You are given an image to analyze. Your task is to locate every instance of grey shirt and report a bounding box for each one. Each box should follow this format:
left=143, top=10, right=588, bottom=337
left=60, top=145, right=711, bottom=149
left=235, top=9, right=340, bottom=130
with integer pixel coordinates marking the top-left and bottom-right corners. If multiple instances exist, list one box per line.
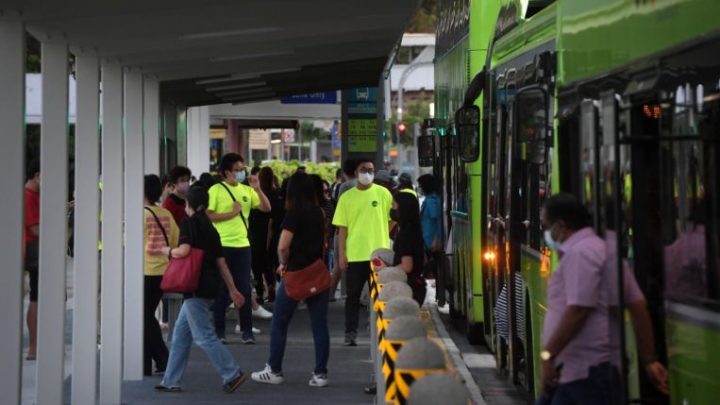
left=337, top=178, right=357, bottom=198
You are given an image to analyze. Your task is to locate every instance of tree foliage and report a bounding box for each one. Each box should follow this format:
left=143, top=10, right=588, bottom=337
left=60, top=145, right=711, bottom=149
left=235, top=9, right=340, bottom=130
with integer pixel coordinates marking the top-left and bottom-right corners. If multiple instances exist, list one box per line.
left=299, top=121, right=331, bottom=142
left=406, top=0, right=437, bottom=33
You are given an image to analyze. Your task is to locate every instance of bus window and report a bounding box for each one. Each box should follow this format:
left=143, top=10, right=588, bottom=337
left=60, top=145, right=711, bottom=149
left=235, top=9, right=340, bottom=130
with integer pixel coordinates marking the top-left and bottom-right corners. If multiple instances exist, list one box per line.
left=662, top=83, right=720, bottom=304
left=580, top=100, right=599, bottom=229
left=516, top=88, right=548, bottom=249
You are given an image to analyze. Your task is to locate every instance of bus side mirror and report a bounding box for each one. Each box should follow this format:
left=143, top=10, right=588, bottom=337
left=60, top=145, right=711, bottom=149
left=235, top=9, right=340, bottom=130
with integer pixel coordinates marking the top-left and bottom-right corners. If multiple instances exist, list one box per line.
left=456, top=105, right=480, bottom=162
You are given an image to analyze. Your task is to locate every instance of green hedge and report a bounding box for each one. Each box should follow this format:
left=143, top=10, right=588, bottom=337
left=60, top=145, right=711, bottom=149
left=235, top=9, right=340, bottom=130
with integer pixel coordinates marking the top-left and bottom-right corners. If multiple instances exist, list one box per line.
left=257, top=160, right=339, bottom=184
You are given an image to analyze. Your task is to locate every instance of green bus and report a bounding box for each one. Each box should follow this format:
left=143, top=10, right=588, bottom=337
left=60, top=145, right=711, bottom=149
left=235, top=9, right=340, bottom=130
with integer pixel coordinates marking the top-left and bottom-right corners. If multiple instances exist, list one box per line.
left=427, top=0, right=720, bottom=403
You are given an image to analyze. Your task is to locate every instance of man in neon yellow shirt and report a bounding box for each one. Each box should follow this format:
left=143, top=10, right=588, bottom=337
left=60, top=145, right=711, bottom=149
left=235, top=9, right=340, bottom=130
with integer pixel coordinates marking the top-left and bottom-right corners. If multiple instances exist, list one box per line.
left=208, top=153, right=271, bottom=344
left=332, top=158, right=392, bottom=346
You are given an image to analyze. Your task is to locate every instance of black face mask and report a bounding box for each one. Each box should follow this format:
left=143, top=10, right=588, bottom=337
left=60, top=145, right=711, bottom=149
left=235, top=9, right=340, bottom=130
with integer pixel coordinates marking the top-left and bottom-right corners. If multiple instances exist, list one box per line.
left=390, top=208, right=399, bottom=222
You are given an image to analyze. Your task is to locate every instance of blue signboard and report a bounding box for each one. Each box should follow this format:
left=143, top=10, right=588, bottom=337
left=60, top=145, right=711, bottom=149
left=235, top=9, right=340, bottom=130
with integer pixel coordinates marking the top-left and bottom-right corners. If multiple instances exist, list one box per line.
left=281, top=91, right=338, bottom=104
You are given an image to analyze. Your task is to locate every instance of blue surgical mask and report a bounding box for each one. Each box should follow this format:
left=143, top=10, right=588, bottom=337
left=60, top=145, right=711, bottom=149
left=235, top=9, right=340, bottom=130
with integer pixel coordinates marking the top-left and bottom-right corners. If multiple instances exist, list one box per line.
left=544, top=230, right=557, bottom=251
left=235, top=170, right=247, bottom=184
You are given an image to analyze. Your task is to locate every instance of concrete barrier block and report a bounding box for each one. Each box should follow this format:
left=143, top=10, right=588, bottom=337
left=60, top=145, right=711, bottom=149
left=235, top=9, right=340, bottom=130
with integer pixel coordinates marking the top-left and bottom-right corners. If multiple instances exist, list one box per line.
left=379, top=281, right=413, bottom=302
left=383, top=297, right=420, bottom=321
left=395, top=337, right=446, bottom=370
left=408, top=374, right=469, bottom=405
left=385, top=316, right=426, bottom=341
left=371, top=248, right=396, bottom=269
left=377, top=267, right=408, bottom=284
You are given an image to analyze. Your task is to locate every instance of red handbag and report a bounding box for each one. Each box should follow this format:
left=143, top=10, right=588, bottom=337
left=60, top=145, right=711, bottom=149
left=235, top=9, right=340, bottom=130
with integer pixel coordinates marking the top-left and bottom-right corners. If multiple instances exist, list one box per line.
left=161, top=248, right=205, bottom=293
left=145, top=207, right=205, bottom=293
left=283, top=259, right=332, bottom=301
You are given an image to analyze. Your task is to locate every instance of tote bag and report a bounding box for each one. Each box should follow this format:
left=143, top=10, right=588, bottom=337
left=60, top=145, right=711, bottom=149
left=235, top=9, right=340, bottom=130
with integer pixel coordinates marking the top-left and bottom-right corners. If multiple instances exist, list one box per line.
left=145, top=207, right=205, bottom=293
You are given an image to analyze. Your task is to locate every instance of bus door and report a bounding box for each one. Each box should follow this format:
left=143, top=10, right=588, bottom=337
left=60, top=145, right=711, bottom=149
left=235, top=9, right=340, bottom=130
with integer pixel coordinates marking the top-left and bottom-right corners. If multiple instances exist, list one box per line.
left=511, top=85, right=550, bottom=393
left=488, top=72, right=511, bottom=370
left=573, top=93, right=635, bottom=404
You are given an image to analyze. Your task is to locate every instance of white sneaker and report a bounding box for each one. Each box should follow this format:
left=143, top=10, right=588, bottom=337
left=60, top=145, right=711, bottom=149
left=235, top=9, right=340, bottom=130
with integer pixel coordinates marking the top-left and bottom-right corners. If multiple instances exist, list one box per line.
left=308, top=373, right=328, bottom=387
left=251, top=364, right=284, bottom=385
left=235, top=324, right=261, bottom=335
left=253, top=305, right=273, bottom=320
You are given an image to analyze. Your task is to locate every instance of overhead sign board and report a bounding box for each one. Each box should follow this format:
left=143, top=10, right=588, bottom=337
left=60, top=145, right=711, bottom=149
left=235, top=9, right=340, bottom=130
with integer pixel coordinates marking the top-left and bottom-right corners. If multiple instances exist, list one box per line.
left=281, top=91, right=338, bottom=104
left=346, top=87, right=378, bottom=153
left=248, top=129, right=270, bottom=150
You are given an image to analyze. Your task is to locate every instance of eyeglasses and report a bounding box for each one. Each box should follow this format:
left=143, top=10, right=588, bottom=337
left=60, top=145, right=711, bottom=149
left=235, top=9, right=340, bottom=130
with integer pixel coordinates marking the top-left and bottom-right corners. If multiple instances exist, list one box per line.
left=358, top=167, right=375, bottom=175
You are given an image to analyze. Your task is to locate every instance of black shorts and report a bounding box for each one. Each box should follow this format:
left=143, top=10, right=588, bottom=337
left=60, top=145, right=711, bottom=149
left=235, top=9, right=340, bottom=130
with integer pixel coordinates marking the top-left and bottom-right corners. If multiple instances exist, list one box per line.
left=25, top=240, right=39, bottom=302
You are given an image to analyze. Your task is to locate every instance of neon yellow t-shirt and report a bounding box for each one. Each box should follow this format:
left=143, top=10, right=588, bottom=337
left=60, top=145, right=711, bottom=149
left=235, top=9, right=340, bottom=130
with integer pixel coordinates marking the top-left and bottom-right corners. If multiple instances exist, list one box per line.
left=332, top=183, right=392, bottom=262
left=208, top=181, right=260, bottom=247
left=144, top=206, right=179, bottom=276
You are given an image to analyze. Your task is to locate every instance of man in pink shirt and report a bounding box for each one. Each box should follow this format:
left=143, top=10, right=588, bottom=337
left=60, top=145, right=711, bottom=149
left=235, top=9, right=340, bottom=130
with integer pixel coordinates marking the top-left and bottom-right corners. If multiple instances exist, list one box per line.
left=539, top=193, right=617, bottom=404
left=538, top=194, right=668, bottom=404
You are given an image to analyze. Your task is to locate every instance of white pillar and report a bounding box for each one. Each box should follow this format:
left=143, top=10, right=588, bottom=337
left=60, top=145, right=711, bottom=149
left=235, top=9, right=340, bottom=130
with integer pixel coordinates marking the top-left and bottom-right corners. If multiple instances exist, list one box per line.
left=100, top=62, right=124, bottom=405
left=0, top=18, right=25, bottom=405
left=71, top=53, right=100, bottom=405
left=187, top=106, right=210, bottom=176
left=123, top=69, right=144, bottom=381
left=36, top=36, right=69, bottom=405
left=310, top=139, right=318, bottom=163
left=143, top=77, right=160, bottom=175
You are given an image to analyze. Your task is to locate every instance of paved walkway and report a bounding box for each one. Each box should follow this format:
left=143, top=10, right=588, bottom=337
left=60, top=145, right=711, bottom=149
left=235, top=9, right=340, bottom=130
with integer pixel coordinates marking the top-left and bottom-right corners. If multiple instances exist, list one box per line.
left=122, top=299, right=374, bottom=405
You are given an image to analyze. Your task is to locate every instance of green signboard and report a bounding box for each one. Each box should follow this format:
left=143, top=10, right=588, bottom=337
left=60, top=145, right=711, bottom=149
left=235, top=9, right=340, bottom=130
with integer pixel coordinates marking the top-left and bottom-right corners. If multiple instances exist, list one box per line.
left=346, top=87, right=378, bottom=153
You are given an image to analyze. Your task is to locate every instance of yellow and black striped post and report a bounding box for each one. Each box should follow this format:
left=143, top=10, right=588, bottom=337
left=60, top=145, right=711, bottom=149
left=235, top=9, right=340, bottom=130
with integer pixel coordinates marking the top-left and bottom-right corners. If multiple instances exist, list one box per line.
left=382, top=315, right=425, bottom=404
left=393, top=337, right=448, bottom=405
left=375, top=292, right=417, bottom=404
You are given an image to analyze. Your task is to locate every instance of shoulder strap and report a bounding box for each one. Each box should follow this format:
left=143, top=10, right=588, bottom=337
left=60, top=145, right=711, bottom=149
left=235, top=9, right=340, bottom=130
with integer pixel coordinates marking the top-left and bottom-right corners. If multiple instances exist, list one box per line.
left=144, top=207, right=170, bottom=246
left=217, top=182, right=249, bottom=232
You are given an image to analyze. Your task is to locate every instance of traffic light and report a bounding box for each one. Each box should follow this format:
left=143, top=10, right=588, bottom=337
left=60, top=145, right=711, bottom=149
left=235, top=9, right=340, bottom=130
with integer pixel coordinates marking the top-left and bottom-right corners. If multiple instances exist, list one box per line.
left=397, top=121, right=407, bottom=138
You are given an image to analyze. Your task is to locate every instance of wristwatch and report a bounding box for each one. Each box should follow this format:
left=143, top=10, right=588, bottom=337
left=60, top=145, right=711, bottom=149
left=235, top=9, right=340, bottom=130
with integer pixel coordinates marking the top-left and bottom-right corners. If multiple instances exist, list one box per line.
left=540, top=349, right=553, bottom=362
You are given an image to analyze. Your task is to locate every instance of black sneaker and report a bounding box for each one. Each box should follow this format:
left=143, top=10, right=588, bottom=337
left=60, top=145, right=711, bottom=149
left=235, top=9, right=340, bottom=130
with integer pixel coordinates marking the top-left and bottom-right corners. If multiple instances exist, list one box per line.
left=154, top=384, right=182, bottom=393
left=241, top=335, right=256, bottom=345
left=223, top=372, right=248, bottom=393
left=344, top=332, right=357, bottom=346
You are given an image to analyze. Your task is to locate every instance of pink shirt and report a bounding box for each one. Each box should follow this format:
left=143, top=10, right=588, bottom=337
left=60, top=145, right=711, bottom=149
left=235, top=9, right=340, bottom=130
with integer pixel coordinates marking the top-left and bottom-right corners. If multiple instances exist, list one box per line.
left=664, top=225, right=706, bottom=301
left=543, top=227, right=609, bottom=383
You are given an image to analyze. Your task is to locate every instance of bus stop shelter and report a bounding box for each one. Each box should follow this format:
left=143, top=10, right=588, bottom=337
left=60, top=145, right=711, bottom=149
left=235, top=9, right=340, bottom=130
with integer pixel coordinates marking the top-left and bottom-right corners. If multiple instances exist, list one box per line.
left=0, top=1, right=420, bottom=404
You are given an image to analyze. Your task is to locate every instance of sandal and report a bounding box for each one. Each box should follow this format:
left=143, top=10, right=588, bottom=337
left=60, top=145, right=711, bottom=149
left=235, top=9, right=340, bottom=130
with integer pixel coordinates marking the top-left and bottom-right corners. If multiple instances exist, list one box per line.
left=154, top=384, right=182, bottom=393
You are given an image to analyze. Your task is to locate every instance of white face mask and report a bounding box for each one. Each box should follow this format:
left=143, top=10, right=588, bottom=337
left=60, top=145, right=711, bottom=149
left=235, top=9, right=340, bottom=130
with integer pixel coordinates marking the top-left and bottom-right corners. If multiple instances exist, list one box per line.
left=544, top=230, right=557, bottom=251
left=358, top=172, right=374, bottom=186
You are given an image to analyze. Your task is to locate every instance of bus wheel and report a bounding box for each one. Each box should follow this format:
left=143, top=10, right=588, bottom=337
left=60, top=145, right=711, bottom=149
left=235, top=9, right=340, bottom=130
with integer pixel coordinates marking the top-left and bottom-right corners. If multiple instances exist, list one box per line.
left=466, top=321, right=485, bottom=345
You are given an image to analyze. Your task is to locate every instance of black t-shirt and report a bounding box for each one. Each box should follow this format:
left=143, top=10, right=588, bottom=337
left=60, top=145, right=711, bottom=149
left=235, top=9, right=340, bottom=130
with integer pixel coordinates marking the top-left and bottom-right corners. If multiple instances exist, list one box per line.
left=249, top=209, right=270, bottom=252
left=393, top=226, right=425, bottom=287
left=281, top=206, right=324, bottom=271
left=178, top=215, right=225, bottom=299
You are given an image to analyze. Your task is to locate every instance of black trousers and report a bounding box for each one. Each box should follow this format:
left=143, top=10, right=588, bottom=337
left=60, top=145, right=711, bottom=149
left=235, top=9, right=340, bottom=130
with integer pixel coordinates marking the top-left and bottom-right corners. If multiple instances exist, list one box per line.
left=144, top=275, right=168, bottom=375
left=345, top=261, right=371, bottom=334
left=251, top=243, right=275, bottom=301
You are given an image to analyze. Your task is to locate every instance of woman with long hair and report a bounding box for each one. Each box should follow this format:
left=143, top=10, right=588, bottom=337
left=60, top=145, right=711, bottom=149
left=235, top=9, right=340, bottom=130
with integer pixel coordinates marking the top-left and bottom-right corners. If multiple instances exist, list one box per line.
left=155, top=186, right=248, bottom=393
left=251, top=171, right=330, bottom=387
left=391, top=191, right=427, bottom=305
left=249, top=166, right=278, bottom=303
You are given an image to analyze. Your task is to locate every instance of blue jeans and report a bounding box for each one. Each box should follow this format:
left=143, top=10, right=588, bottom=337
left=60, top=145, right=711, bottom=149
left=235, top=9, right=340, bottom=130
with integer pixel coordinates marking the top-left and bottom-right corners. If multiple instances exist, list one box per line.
left=161, top=298, right=242, bottom=387
left=268, top=281, right=330, bottom=375
left=213, top=247, right=253, bottom=339
left=535, top=362, right=622, bottom=405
